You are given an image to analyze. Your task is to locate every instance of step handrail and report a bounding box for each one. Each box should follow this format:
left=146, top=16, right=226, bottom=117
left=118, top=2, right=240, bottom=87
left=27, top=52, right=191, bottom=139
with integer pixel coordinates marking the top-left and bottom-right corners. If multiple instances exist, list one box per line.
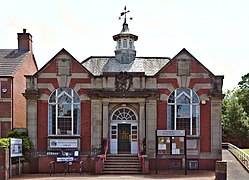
left=138, top=139, right=145, bottom=173
left=99, top=138, right=109, bottom=170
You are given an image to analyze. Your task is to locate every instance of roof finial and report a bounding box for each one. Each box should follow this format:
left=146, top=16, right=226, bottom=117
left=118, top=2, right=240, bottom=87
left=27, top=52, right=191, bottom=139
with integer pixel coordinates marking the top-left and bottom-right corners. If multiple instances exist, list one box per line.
left=119, top=6, right=133, bottom=25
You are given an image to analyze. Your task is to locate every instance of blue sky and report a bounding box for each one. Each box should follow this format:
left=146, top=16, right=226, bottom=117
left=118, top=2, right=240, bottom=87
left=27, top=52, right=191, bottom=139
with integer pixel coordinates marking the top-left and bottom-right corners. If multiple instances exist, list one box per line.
left=1, top=0, right=249, bottom=91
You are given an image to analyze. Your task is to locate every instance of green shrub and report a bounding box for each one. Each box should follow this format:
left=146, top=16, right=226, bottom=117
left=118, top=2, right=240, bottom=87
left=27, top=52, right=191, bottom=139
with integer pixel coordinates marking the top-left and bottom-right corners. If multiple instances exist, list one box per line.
left=0, top=138, right=9, bottom=147
left=8, top=129, right=34, bottom=161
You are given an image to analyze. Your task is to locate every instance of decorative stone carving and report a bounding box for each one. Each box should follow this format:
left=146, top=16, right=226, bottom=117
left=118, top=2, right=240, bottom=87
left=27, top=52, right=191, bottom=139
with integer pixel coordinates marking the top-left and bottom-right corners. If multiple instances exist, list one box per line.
left=177, top=58, right=191, bottom=76
left=115, top=72, right=132, bottom=92
left=57, top=58, right=71, bottom=76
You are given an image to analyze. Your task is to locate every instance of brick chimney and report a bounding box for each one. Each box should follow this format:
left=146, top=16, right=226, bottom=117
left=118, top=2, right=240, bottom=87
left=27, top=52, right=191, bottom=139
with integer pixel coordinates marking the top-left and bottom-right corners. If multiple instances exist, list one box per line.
left=17, top=29, right=33, bottom=52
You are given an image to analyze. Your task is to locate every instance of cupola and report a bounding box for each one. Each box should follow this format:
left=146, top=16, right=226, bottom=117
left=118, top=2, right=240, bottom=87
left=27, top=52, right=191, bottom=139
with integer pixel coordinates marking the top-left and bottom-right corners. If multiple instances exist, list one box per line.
left=113, top=6, right=138, bottom=64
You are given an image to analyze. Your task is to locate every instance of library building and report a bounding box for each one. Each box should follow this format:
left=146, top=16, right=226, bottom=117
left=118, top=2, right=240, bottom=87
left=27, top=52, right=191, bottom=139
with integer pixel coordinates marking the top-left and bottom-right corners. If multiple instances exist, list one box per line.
left=23, top=9, right=224, bottom=174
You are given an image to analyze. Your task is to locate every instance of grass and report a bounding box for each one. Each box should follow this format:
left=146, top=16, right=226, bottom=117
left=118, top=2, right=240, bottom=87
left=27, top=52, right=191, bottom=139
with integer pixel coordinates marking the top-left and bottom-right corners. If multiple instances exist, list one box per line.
left=242, top=149, right=249, bottom=155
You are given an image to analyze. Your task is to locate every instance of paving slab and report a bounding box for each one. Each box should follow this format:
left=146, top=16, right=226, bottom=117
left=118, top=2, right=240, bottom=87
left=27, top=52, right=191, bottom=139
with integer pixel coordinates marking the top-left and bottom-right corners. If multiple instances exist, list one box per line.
left=11, top=171, right=215, bottom=180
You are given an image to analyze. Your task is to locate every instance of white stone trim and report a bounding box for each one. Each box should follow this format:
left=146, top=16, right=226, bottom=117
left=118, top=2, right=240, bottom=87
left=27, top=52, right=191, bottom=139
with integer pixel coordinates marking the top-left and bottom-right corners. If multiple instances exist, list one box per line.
left=193, top=83, right=211, bottom=92
left=157, top=83, right=175, bottom=92
left=39, top=73, right=89, bottom=78
left=0, top=118, right=11, bottom=122
left=74, top=83, right=91, bottom=92
left=37, top=83, right=55, bottom=92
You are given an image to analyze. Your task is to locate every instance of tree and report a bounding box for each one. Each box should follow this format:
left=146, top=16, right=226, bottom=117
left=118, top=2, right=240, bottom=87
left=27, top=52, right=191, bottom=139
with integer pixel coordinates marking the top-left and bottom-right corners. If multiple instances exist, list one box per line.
left=237, top=73, right=249, bottom=115
left=222, top=90, right=249, bottom=140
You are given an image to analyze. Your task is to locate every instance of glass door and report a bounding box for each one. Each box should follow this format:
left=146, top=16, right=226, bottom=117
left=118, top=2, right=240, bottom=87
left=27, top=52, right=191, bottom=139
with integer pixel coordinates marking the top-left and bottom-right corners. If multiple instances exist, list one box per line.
left=118, top=124, right=131, bottom=153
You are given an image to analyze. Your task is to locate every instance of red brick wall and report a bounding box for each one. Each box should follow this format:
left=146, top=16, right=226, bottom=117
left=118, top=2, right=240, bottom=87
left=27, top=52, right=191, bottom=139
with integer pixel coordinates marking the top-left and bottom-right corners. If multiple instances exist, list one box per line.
left=0, top=147, right=9, bottom=179
left=41, top=60, right=57, bottom=73
left=37, top=100, right=48, bottom=151
left=37, top=78, right=59, bottom=90
left=149, top=158, right=216, bottom=170
left=199, top=159, right=217, bottom=170
left=0, top=122, right=11, bottom=138
left=157, top=100, right=167, bottom=130
left=1, top=78, right=12, bottom=98
left=13, top=53, right=37, bottom=128
left=0, top=78, right=12, bottom=137
left=81, top=100, right=91, bottom=152
left=37, top=156, right=91, bottom=173
left=0, top=102, right=11, bottom=118
left=159, top=60, right=177, bottom=73
left=200, top=101, right=211, bottom=152
left=71, top=60, right=89, bottom=73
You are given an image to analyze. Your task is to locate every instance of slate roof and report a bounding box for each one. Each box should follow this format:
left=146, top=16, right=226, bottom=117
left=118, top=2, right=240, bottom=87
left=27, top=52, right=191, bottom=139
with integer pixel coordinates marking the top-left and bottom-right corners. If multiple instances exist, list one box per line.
left=0, top=49, right=29, bottom=76
left=82, top=56, right=170, bottom=76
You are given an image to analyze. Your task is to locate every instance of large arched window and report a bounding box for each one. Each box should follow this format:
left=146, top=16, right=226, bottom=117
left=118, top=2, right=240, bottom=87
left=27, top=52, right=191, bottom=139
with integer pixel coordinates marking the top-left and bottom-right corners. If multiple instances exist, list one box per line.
left=167, top=88, right=200, bottom=135
left=48, top=88, right=80, bottom=136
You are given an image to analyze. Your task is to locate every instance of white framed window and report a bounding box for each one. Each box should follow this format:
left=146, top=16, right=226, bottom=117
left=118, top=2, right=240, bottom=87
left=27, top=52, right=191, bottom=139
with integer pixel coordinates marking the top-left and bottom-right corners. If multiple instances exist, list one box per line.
left=167, top=88, right=200, bottom=135
left=48, top=88, right=80, bottom=136
left=123, top=39, right=127, bottom=48
left=118, top=40, right=121, bottom=49
left=129, top=40, right=133, bottom=49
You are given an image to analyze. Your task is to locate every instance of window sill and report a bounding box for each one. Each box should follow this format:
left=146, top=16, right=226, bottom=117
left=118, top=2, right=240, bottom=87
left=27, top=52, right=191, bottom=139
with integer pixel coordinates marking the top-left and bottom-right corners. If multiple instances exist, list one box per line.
left=47, top=135, right=81, bottom=138
left=186, top=135, right=200, bottom=139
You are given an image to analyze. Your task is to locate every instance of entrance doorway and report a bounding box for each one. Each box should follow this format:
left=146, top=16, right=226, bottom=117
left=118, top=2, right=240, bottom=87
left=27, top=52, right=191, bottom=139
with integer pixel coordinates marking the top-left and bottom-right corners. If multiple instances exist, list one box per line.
left=110, top=107, right=138, bottom=154
left=118, top=124, right=131, bottom=153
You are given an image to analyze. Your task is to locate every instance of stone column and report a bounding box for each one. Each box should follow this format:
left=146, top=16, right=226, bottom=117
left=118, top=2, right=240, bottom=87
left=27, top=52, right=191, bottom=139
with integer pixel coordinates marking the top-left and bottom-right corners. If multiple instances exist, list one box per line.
left=91, top=100, right=102, bottom=150
left=211, top=99, right=222, bottom=157
left=146, top=100, right=157, bottom=157
left=102, top=102, right=109, bottom=139
left=27, top=99, right=38, bottom=151
left=139, top=102, right=145, bottom=151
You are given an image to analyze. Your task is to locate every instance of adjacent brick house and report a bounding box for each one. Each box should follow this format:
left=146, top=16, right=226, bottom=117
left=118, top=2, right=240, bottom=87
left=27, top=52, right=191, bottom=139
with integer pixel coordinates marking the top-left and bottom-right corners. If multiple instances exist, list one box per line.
left=24, top=15, right=223, bottom=173
left=0, top=29, right=38, bottom=137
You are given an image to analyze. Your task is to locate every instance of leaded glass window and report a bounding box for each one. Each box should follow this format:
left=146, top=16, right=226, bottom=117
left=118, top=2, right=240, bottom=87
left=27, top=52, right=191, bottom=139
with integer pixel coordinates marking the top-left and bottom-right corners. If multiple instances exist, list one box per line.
left=48, top=88, right=80, bottom=136
left=167, top=88, right=200, bottom=135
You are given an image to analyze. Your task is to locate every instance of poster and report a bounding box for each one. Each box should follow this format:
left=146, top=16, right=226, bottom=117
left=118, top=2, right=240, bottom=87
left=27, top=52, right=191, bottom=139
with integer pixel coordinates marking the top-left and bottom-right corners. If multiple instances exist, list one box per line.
left=158, top=144, right=166, bottom=150
left=10, top=138, right=22, bottom=157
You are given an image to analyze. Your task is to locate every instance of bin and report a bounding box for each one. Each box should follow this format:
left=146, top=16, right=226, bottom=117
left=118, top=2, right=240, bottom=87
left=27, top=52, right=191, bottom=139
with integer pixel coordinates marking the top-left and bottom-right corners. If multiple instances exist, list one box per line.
left=215, top=161, right=227, bottom=180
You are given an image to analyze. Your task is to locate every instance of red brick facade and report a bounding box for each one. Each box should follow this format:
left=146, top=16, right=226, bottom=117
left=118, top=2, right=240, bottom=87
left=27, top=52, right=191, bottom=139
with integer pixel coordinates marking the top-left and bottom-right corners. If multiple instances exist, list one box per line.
left=0, top=29, right=37, bottom=137
left=25, top=48, right=223, bottom=172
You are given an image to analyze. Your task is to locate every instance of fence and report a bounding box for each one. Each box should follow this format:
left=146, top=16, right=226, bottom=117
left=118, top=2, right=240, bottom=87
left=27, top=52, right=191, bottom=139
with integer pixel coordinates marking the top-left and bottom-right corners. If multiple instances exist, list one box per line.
left=223, top=142, right=249, bottom=172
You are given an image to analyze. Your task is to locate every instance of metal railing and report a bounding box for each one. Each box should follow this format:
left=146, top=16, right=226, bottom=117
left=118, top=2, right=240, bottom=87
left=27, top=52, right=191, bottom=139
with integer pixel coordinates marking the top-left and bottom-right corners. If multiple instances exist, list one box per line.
left=79, top=161, right=84, bottom=175
left=49, top=161, right=55, bottom=176
left=138, top=139, right=145, bottom=173
left=49, top=159, right=84, bottom=175
left=98, top=139, right=109, bottom=170
left=223, top=142, right=249, bottom=172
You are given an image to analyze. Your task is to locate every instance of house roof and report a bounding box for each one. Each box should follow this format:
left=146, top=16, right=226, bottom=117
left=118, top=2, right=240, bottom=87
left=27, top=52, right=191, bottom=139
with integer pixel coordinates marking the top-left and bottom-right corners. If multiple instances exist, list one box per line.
left=82, top=56, right=170, bottom=76
left=0, top=49, right=29, bottom=76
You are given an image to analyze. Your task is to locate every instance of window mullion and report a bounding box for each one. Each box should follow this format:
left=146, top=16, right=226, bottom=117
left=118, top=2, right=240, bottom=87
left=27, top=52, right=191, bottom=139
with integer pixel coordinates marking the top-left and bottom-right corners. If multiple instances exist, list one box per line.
left=190, top=91, right=193, bottom=135
left=55, top=90, right=58, bottom=135
left=174, top=90, right=177, bottom=130
left=71, top=90, right=74, bottom=135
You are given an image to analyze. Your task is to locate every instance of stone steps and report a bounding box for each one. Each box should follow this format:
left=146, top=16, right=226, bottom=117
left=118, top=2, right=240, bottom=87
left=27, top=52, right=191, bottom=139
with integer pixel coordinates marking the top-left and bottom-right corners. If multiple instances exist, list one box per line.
left=102, top=154, right=142, bottom=174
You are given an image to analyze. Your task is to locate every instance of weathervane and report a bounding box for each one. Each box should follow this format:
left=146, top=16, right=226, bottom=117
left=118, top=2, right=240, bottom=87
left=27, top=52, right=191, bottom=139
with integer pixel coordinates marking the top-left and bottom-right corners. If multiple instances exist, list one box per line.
left=119, top=6, right=133, bottom=24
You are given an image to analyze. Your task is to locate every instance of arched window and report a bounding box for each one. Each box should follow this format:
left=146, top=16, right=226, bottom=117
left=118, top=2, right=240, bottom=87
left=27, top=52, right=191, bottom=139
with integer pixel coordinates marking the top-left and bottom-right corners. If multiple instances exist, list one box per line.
left=48, top=88, right=80, bottom=135
left=167, top=88, right=200, bottom=135
left=112, top=108, right=137, bottom=121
